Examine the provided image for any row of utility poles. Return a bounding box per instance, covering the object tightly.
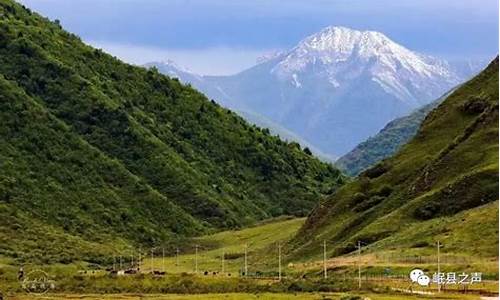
[112,244,249,276]
[112,239,443,292]
[111,241,360,282]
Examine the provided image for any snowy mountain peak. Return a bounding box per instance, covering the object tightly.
[298,26,392,53]
[146,26,485,158]
[272,26,460,104]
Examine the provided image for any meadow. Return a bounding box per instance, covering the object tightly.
[5,292,490,300]
[0,217,497,299]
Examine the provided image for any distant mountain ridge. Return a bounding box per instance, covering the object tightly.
[147,26,485,158]
[336,88,458,176]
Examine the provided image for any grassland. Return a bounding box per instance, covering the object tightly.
[6,292,488,300]
[0,217,497,299]
[141,217,305,275]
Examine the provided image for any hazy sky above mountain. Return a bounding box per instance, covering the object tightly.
[19,0,498,75]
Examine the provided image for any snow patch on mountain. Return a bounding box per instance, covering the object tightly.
[145,25,486,158]
[270,26,461,105]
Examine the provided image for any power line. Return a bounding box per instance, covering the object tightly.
[138,248,142,272]
[278,242,282,281]
[323,240,327,279]
[437,240,441,293]
[151,248,154,273]
[162,248,165,273]
[176,248,179,268]
[357,241,361,289]
[221,248,225,274]
[195,245,198,274]
[244,243,248,277]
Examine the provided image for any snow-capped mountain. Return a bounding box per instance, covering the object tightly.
[146,26,486,157]
[271,26,460,106]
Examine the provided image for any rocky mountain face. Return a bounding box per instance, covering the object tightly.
[148,26,485,158]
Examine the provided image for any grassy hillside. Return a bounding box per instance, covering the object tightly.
[0,0,344,263]
[290,57,499,261]
[143,217,305,275]
[335,94,449,176]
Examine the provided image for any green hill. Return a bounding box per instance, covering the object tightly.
[291,57,499,260]
[0,0,344,263]
[335,92,453,176]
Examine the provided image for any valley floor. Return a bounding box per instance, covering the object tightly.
[0,217,497,299]
[5,292,492,300]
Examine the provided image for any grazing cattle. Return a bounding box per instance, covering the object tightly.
[204,271,208,276]
[153,270,166,276]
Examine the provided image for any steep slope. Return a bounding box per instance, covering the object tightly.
[145,61,336,161]
[291,57,498,259]
[0,75,201,262]
[336,88,457,176]
[150,26,484,157]
[0,0,344,262]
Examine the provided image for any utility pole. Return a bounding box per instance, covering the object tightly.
[244,243,248,277]
[323,240,327,279]
[221,248,225,274]
[162,248,165,273]
[138,248,142,271]
[278,243,282,281]
[357,241,361,289]
[176,248,179,268]
[437,240,441,293]
[195,245,198,274]
[151,248,154,273]
[113,255,116,271]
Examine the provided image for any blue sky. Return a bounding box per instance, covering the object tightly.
[19,0,499,75]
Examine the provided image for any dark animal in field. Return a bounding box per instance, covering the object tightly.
[153,270,166,276]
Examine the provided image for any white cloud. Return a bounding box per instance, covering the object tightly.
[86,40,281,76]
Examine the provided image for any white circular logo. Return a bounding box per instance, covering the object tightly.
[417,274,431,286]
[410,269,424,282]
[410,268,430,286]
